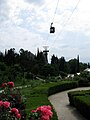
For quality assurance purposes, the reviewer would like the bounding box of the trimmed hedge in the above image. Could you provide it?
[31,81,78,96]
[68,90,90,106]
[74,96,90,120]
[68,90,90,120]
[48,81,78,96]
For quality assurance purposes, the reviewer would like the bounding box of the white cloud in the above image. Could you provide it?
[0,0,90,63]
[24,0,45,6]
[0,22,44,54]
[0,0,10,22]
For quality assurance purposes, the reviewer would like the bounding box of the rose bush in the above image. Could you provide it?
[28,105,53,120]
[0,82,53,120]
[0,81,26,120]
[0,100,21,120]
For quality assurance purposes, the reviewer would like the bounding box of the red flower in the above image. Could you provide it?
[31,110,36,113]
[41,115,50,120]
[36,105,53,120]
[16,113,21,119]
[3,101,10,108]
[2,83,7,88]
[11,108,19,114]
[7,82,14,88]
[0,101,3,107]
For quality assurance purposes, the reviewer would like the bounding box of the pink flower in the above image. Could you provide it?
[16,113,21,119]
[36,105,53,119]
[0,101,3,107]
[7,82,14,88]
[3,101,10,108]
[46,105,52,110]
[2,83,7,88]
[31,110,36,113]
[11,108,19,114]
[41,115,50,120]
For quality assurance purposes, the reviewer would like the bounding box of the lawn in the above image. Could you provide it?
[20,83,58,120]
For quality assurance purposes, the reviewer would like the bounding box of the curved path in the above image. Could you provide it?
[48,87,90,120]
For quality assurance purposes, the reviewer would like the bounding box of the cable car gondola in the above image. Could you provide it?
[50,23,55,33]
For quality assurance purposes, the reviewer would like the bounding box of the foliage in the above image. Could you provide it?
[68,90,90,120]
[28,105,53,120]
[48,81,78,96]
[0,82,26,120]
[68,90,90,106]
[40,64,59,77]
[0,48,88,82]
[0,100,21,120]
[75,71,90,86]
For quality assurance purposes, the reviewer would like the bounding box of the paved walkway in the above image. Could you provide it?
[48,87,90,120]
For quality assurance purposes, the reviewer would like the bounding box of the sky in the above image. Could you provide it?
[0,0,90,63]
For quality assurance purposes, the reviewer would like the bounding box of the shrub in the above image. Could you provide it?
[74,96,90,120]
[68,90,90,120]
[0,100,21,120]
[28,105,53,120]
[0,82,26,120]
[48,81,78,96]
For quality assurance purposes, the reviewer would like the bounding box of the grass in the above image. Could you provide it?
[21,85,58,120]
[19,79,79,120]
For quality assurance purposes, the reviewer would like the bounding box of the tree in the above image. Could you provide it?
[36,50,46,66]
[19,48,35,71]
[76,55,80,73]
[0,51,4,62]
[40,64,58,77]
[58,57,66,72]
[68,59,77,74]
[51,54,58,64]
[4,48,16,66]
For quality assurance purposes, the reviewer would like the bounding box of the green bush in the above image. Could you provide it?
[48,81,78,96]
[74,96,90,120]
[68,90,90,120]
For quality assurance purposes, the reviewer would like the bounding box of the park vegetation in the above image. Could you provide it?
[68,90,90,120]
[0,48,90,120]
[0,48,89,85]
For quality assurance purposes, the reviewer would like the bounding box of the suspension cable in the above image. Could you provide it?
[52,0,59,23]
[49,0,81,50]
[43,0,59,46]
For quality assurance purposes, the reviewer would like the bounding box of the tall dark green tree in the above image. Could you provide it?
[36,49,46,66]
[68,59,77,74]
[58,57,66,72]
[51,54,58,64]
[0,51,4,62]
[19,48,35,72]
[76,55,80,73]
[4,48,16,66]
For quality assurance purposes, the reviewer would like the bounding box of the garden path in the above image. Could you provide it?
[48,87,90,120]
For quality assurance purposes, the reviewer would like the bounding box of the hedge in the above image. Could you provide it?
[74,96,90,120]
[68,90,90,106]
[68,90,90,120]
[48,81,78,96]
[31,81,78,96]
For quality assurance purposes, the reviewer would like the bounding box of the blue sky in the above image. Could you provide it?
[0,0,90,63]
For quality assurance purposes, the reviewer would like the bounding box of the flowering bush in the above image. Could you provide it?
[28,105,53,120]
[0,100,21,120]
[0,81,26,120]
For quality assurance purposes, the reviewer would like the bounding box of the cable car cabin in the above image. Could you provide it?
[50,22,55,33]
[50,26,55,33]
